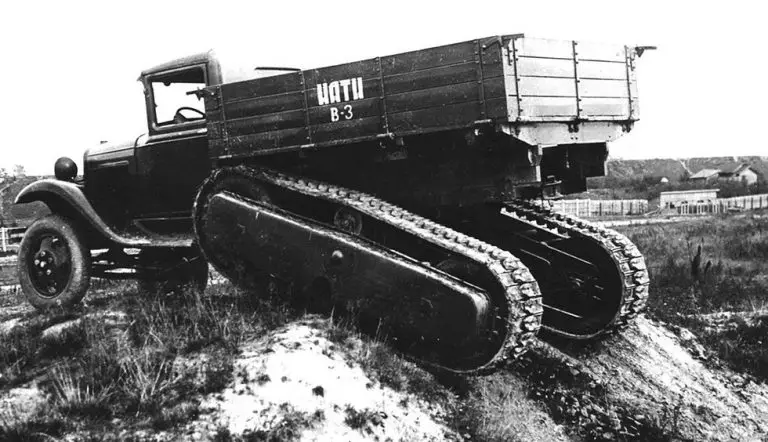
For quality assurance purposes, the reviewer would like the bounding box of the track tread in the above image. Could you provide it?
[194,166,544,374]
[502,200,650,337]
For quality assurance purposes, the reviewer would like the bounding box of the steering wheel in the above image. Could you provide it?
[173,106,206,123]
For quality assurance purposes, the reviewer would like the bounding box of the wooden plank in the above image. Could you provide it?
[223,91,305,120]
[578,60,627,80]
[225,109,306,137]
[388,100,484,132]
[381,40,477,76]
[516,57,574,78]
[518,77,576,97]
[513,37,573,59]
[519,96,577,117]
[386,81,479,114]
[221,72,303,103]
[581,98,629,117]
[310,116,381,143]
[384,62,478,95]
[223,127,309,155]
[579,79,629,98]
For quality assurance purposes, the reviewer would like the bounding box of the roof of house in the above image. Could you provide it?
[718,163,752,175]
[690,169,719,179]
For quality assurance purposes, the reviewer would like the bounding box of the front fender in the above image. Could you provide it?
[15,179,118,245]
[15,179,191,248]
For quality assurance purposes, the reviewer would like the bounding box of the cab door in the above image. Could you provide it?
[134,63,212,220]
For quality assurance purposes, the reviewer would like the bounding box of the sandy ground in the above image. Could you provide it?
[185,319,459,441]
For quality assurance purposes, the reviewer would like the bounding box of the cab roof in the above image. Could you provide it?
[139,51,213,78]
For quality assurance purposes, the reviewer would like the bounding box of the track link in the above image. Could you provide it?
[502,200,650,337]
[194,166,544,374]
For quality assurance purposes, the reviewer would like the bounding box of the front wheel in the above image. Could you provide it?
[18,215,91,310]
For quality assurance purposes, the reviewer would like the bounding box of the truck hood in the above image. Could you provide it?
[85,134,147,159]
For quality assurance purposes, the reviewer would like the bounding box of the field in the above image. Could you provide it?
[0,211,767,440]
[617,212,768,380]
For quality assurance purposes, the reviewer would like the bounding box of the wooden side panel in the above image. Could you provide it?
[204,35,642,159]
[206,38,510,159]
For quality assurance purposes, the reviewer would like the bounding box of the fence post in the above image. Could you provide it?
[1,228,6,253]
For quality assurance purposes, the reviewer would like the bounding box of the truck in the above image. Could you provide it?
[15,34,651,374]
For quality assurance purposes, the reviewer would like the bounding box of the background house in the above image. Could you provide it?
[689,168,719,183]
[717,163,759,185]
[688,163,760,186]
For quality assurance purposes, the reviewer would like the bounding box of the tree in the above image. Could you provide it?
[12,164,25,177]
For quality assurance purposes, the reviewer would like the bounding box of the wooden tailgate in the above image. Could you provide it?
[504,36,638,122]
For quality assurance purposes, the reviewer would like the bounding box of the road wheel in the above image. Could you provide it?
[18,215,91,310]
[137,249,209,295]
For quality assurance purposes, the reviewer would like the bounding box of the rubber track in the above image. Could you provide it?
[502,200,650,338]
[195,166,543,374]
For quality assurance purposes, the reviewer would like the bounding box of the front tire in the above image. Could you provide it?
[18,215,91,310]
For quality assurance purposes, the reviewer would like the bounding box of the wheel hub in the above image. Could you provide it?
[29,237,69,297]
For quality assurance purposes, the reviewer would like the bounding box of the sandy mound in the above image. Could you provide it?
[188,319,458,441]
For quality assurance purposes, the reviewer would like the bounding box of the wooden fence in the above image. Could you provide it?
[675,193,768,215]
[549,199,649,218]
[1,227,26,253]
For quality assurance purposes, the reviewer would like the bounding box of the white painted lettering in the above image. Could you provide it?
[339,79,351,102]
[328,81,341,104]
[352,77,364,100]
[317,77,364,105]
[317,83,330,106]
[330,107,340,122]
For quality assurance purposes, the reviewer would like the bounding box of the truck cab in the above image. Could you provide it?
[13,51,297,307]
[83,52,298,234]
[84,52,218,233]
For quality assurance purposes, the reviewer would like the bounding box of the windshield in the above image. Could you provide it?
[150,66,206,126]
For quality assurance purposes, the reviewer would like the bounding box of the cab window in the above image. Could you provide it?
[150,67,206,126]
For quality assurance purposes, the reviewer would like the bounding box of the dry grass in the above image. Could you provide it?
[618,211,768,380]
[0,280,290,439]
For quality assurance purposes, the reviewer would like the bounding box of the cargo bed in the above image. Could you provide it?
[204,34,643,160]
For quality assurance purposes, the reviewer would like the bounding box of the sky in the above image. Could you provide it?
[0,0,766,175]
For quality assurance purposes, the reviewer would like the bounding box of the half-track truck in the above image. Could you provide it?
[16,35,651,374]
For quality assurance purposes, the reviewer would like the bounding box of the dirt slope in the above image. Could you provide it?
[528,317,768,441]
